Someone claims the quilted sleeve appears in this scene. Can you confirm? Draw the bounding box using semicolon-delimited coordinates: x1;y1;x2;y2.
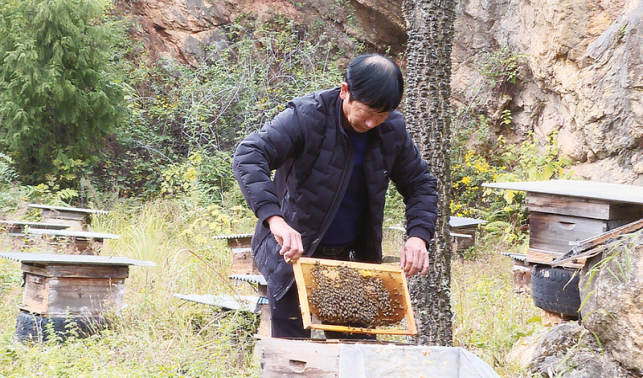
388;123;439;245
232;105;305;225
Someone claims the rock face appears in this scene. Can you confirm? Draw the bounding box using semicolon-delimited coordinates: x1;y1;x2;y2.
122;0;405;66
129;0;235;65
524;322;637;378
452;0;643;185
123;0;643;184
579;230;643;376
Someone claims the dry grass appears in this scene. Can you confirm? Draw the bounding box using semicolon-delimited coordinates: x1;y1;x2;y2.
1;200;542;377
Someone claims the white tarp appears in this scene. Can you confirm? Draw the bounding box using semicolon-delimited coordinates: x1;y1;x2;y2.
338;344;499;378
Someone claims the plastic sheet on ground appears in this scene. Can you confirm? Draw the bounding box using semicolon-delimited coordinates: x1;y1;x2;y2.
338;344;499;378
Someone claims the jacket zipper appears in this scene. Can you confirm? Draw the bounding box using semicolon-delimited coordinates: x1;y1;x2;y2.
308;130;355;255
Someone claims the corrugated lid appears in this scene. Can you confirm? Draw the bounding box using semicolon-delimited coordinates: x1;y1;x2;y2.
27;228;119;239
28;204;109;214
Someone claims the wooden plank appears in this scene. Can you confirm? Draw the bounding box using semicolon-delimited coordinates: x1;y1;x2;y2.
229;247;261;275
46;277;126;316
529;212;608;253
259;338;339;377
42;209;88;222
22;274;49;314
293;257;416;336
41;218;84;231
526;193;610;219
293;258;313;330
21;263;129;279
526;193;643;220
256;303;271;338
526;248;584;269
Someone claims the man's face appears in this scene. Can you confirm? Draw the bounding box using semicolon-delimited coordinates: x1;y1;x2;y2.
340;83;391;133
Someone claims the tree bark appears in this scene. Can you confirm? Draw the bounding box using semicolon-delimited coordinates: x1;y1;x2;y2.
403;0;455;346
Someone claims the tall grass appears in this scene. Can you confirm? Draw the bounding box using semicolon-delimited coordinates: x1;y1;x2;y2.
0;198;260;377
451;238;543;377
1;198;542;377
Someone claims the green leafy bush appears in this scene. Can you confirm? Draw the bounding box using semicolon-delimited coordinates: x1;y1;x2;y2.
0;0;127;186
96;17;345;199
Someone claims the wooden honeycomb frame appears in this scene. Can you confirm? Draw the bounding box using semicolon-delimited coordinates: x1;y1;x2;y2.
293;257;417;335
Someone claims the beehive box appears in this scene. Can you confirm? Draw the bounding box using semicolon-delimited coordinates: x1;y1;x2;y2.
293;257;416;335
20;263;127;316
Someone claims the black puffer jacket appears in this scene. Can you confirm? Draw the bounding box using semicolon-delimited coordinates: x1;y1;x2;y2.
233;88;438;300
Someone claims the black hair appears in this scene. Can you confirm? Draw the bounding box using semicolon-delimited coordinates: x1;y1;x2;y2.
344;54;404;113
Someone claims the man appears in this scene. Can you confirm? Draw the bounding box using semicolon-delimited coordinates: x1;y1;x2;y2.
233;54;438;338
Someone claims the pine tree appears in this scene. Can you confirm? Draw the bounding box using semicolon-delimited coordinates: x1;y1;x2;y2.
0;0;125;185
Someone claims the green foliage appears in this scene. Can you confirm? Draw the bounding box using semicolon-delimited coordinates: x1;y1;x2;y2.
97;16;344;199
452;241;543;375
0;153;30;212
472;46;526;90
0;0;127;186
451;128;571;243
0;152;16;185
451;150;501;218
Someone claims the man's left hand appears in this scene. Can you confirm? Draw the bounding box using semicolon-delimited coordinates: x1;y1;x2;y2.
400;236;430;277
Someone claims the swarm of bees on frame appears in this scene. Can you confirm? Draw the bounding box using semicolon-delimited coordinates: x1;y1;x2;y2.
307;261;405;328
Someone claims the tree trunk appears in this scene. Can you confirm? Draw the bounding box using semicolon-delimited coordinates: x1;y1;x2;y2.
403;0;455;346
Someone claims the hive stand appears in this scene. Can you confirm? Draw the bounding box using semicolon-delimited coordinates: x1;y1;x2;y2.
502;252;531;293
0;252;155;342
28;204;109;231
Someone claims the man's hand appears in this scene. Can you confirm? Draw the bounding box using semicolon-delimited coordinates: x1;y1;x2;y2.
400;236;430;277
267;216;305;262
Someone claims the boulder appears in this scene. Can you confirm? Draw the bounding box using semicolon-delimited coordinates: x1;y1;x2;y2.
523;322;636;378
580;230;643;376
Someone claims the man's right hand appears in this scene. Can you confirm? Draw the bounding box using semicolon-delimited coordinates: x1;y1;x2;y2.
266;216;304;262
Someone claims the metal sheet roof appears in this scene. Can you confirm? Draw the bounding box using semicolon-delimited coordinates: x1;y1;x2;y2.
27;228;119;239
483;180;643;204
28;204;109;214
229;274;267;286
173;294;266;313
0;252;155;266
0;220;69;229
501;252;528;262
449;216;487;228
390;216;487;231
211;233;254;240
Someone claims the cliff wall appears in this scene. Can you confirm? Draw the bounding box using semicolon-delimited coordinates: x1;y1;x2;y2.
122;0;643;185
